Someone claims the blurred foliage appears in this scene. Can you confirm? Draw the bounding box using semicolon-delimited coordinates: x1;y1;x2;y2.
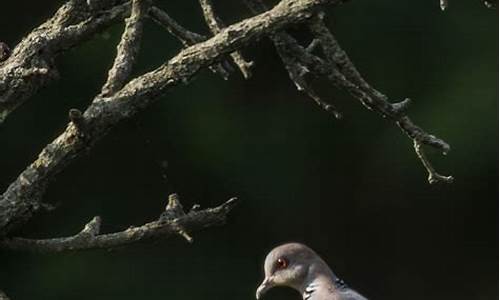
0;1;497;300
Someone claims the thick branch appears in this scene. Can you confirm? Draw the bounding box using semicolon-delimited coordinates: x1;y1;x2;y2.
0;195;238;253
0;0;341;236
0;2;130;124
198;0;254;78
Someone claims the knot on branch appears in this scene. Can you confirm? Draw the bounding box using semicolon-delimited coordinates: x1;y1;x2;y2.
160;193;192;242
391;98;412;116
79;216;101;237
161;193;185;219
68;108;86;133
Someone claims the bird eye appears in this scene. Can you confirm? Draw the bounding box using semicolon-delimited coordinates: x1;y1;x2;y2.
276;257;288;269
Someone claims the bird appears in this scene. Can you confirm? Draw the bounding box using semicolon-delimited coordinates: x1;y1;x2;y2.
256;243;368;300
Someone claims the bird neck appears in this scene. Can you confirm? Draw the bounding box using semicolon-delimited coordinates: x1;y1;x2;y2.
300;263;337;300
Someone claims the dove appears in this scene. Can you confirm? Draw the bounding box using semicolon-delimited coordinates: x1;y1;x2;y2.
256;243;368;300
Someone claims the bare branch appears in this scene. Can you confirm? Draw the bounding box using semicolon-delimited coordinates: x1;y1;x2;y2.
198;0;254;78
0;2;131;124
306;16;452;183
0;196;238;253
56;3;131;48
276;36;342;118
280;48;342;118
0;0;342;236
148;6;231;80
242;1;452;183
243;0;341;118
148;6;205;45
101;0;149;96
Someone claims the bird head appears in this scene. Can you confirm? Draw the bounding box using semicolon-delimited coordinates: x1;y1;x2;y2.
256;243;328;299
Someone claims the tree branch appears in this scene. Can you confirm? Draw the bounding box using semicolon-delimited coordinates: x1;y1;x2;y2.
0;0;481;298
100;0;149;96
0;0;342;236
148;6;232;80
306;15;453;183
198;0;254;78
244;0;342;118
244;0;452;183
414;141;453;184
0;195;238;253
148;6;205;45
0;1;131;124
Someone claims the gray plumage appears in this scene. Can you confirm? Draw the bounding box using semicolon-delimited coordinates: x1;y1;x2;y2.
256;243;368;300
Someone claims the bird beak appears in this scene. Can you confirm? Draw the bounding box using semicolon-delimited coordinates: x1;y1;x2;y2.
256;278;272;299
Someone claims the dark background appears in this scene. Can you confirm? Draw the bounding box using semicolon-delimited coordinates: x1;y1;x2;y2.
0;1;498;300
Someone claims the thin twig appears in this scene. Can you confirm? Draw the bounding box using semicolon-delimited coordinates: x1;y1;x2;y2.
414;140;454;184
243;1;452;183
244;0;341;118
308;19;451;182
101;0;149;96
148;6;205;45
148;6;231;80
275;36;342;118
